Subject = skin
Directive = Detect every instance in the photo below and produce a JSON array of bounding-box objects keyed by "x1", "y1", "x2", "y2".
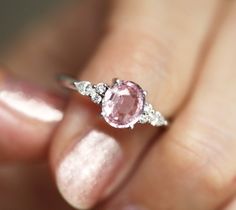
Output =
[{"x1": 0, "y1": 0, "x2": 235, "y2": 209}]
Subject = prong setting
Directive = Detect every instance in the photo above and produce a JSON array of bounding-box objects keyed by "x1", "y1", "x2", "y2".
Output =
[
  {"x1": 130, "y1": 124, "x2": 134, "y2": 129},
  {"x1": 112, "y1": 78, "x2": 122, "y2": 85}
]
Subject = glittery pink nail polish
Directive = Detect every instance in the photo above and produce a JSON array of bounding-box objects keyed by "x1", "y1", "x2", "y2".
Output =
[
  {"x1": 0, "y1": 70, "x2": 65, "y2": 161},
  {"x1": 0, "y1": 71, "x2": 64, "y2": 122},
  {"x1": 56, "y1": 130, "x2": 123, "y2": 209}
]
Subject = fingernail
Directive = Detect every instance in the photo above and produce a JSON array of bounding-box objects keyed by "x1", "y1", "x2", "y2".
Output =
[
  {"x1": 0, "y1": 70, "x2": 65, "y2": 160},
  {"x1": 56, "y1": 130, "x2": 123, "y2": 209},
  {"x1": 0, "y1": 71, "x2": 64, "y2": 122}
]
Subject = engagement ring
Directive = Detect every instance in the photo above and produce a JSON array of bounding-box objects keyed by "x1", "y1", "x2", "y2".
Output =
[{"x1": 59, "y1": 75, "x2": 168, "y2": 129}]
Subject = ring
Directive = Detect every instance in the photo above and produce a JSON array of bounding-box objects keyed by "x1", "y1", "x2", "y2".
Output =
[{"x1": 59, "y1": 75, "x2": 168, "y2": 129}]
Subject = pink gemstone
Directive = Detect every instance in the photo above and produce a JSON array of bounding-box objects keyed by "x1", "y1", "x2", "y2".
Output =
[{"x1": 102, "y1": 80, "x2": 145, "y2": 128}]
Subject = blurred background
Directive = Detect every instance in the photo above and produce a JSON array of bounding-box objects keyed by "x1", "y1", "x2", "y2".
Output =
[
  {"x1": 0, "y1": 0, "x2": 105, "y2": 90},
  {"x1": 0, "y1": 0, "x2": 65, "y2": 51}
]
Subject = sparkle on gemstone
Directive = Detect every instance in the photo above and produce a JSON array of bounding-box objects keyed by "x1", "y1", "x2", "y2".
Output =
[{"x1": 102, "y1": 80, "x2": 145, "y2": 128}]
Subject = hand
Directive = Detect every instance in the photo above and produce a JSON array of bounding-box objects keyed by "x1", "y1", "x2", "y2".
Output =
[{"x1": 0, "y1": 1, "x2": 236, "y2": 210}]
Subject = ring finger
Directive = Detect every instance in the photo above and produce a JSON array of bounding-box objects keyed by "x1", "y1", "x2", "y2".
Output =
[
  {"x1": 50, "y1": 0, "x2": 223, "y2": 209},
  {"x1": 100, "y1": 1, "x2": 236, "y2": 209}
]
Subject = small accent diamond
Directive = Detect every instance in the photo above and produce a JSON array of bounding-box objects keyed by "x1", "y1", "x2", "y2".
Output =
[
  {"x1": 139, "y1": 103, "x2": 154, "y2": 124},
  {"x1": 95, "y1": 83, "x2": 108, "y2": 95},
  {"x1": 138, "y1": 103, "x2": 167, "y2": 126},
  {"x1": 84, "y1": 84, "x2": 94, "y2": 96},
  {"x1": 139, "y1": 113, "x2": 149, "y2": 124},
  {"x1": 90, "y1": 90, "x2": 102, "y2": 104},
  {"x1": 74, "y1": 81, "x2": 92, "y2": 95},
  {"x1": 150, "y1": 111, "x2": 167, "y2": 126},
  {"x1": 150, "y1": 112, "x2": 160, "y2": 126},
  {"x1": 144, "y1": 103, "x2": 154, "y2": 114}
]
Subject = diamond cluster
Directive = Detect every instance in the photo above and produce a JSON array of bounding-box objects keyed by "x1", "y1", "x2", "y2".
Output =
[
  {"x1": 139, "y1": 103, "x2": 167, "y2": 126},
  {"x1": 74, "y1": 81, "x2": 108, "y2": 104}
]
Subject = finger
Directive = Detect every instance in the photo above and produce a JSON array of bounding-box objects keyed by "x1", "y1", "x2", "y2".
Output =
[
  {"x1": 101, "y1": 2, "x2": 236, "y2": 210},
  {"x1": 50, "y1": 0, "x2": 222, "y2": 209},
  {"x1": 0, "y1": 0, "x2": 105, "y2": 161},
  {"x1": 0, "y1": 69, "x2": 64, "y2": 161}
]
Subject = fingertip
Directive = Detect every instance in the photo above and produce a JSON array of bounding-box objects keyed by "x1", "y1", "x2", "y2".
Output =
[{"x1": 0, "y1": 70, "x2": 66, "y2": 161}]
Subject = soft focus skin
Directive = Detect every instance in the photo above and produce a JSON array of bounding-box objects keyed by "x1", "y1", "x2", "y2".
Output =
[
  {"x1": 0, "y1": 0, "x2": 236, "y2": 210},
  {"x1": 0, "y1": 71, "x2": 65, "y2": 161}
]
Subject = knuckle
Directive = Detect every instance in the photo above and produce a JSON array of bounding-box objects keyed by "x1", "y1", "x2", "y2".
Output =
[
  {"x1": 169, "y1": 113, "x2": 234, "y2": 196},
  {"x1": 106, "y1": 23, "x2": 172, "y2": 83},
  {"x1": 105, "y1": 25, "x2": 177, "y2": 111}
]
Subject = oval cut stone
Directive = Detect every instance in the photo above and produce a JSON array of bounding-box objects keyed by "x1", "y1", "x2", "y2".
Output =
[{"x1": 102, "y1": 80, "x2": 145, "y2": 128}]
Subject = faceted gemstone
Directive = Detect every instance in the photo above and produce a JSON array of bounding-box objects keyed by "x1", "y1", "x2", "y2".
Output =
[{"x1": 102, "y1": 80, "x2": 145, "y2": 128}]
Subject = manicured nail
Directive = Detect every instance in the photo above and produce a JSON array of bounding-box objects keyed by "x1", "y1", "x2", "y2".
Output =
[
  {"x1": 0, "y1": 70, "x2": 65, "y2": 160},
  {"x1": 0, "y1": 71, "x2": 64, "y2": 122},
  {"x1": 56, "y1": 130, "x2": 123, "y2": 209}
]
